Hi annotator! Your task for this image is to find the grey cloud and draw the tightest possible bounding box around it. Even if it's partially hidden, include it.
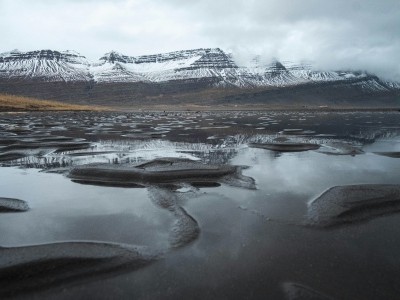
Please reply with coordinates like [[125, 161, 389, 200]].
[[1, 0, 399, 80], [166, 0, 400, 80]]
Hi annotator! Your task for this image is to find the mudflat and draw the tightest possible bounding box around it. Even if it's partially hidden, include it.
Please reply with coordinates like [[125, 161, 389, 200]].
[[1, 110, 400, 299]]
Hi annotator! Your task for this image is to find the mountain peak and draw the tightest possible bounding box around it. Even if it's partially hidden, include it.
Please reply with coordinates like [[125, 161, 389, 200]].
[[0, 49, 90, 81], [0, 47, 398, 91], [0, 49, 21, 57], [0, 49, 87, 63], [100, 51, 133, 64]]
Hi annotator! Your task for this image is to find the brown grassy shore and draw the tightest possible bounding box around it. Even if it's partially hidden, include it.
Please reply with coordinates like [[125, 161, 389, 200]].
[[0, 94, 109, 112]]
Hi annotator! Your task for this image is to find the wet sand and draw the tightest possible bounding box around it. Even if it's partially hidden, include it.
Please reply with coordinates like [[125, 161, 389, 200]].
[[0, 111, 400, 299]]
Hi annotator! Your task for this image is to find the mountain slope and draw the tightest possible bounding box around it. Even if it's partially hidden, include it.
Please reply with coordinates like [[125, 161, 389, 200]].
[[0, 50, 90, 81], [92, 48, 238, 84], [0, 48, 399, 108], [1, 48, 398, 90]]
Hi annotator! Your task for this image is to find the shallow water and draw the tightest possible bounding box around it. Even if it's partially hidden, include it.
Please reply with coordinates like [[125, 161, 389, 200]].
[[1, 111, 400, 299]]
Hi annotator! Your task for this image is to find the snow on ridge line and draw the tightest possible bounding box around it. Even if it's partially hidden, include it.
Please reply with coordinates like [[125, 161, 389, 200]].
[[0, 49, 89, 63], [99, 48, 227, 64], [0, 48, 399, 90], [0, 49, 91, 82]]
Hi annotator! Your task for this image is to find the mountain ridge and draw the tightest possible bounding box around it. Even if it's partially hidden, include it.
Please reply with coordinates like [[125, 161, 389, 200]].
[[0, 48, 399, 108], [1, 48, 397, 87]]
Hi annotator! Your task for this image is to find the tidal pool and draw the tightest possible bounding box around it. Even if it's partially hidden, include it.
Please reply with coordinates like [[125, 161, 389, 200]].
[[0, 111, 400, 299]]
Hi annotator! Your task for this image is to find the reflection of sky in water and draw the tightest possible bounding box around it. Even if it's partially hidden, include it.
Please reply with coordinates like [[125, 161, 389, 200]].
[[0, 168, 173, 249], [1, 137, 399, 246], [228, 146, 400, 222]]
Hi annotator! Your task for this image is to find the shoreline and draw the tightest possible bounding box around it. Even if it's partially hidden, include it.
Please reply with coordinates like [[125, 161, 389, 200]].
[[1, 106, 399, 113]]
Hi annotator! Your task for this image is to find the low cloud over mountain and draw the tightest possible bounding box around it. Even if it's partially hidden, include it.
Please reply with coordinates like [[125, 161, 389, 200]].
[[1, 0, 399, 81]]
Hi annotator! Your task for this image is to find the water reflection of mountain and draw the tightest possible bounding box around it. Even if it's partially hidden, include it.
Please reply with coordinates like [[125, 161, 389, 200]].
[[348, 128, 400, 144], [0, 140, 239, 169], [1, 111, 400, 169], [2, 126, 400, 169], [183, 148, 238, 165]]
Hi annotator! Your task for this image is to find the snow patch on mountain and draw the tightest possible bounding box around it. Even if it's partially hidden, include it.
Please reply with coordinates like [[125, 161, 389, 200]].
[[0, 48, 399, 92], [94, 48, 238, 84], [0, 49, 90, 81]]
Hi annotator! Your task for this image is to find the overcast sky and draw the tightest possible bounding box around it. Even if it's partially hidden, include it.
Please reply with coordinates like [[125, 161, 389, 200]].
[[1, 0, 399, 80]]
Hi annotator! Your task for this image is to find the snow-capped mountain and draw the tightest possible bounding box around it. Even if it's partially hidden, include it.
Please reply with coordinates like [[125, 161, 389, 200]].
[[93, 48, 238, 83], [0, 49, 91, 81], [0, 48, 398, 93]]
